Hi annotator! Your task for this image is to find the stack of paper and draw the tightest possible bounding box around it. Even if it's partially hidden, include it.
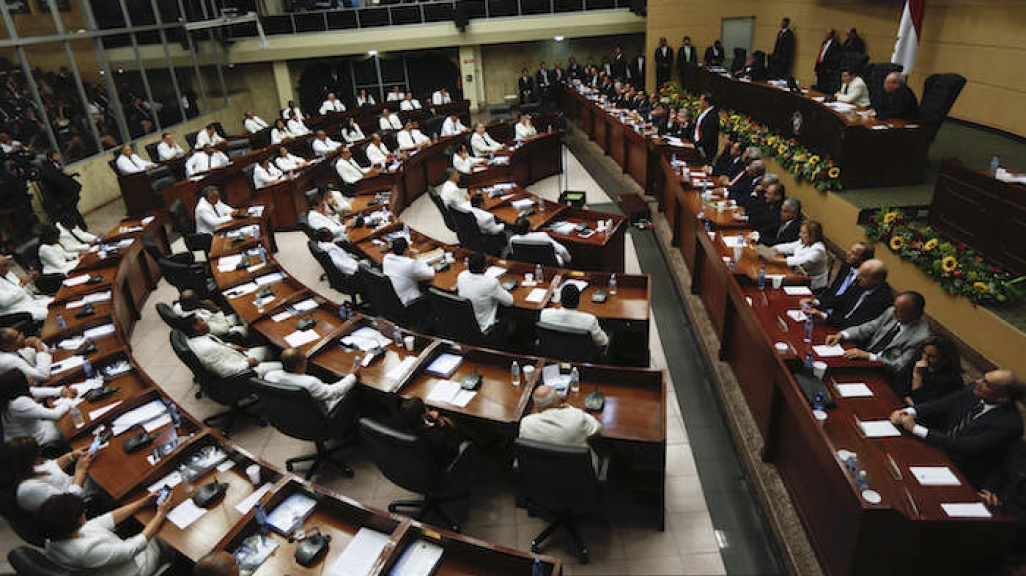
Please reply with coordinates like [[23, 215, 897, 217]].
[[327, 528, 391, 576], [484, 266, 507, 278], [111, 400, 167, 436], [425, 353, 463, 377], [83, 324, 116, 340], [217, 255, 244, 272], [266, 492, 316, 535], [342, 327, 392, 351], [254, 272, 284, 286], [525, 288, 548, 303], [66, 291, 112, 309], [284, 329, 320, 348], [425, 380, 477, 407], [390, 540, 444, 576], [785, 310, 807, 323], [62, 274, 91, 287], [50, 355, 85, 374], [293, 299, 318, 312], [167, 499, 207, 529], [511, 198, 535, 211], [835, 383, 874, 398], [940, 503, 991, 518], [812, 344, 845, 357], [858, 420, 902, 438], [386, 357, 419, 381], [910, 466, 961, 486], [783, 286, 813, 296], [548, 222, 577, 235], [225, 283, 259, 298]]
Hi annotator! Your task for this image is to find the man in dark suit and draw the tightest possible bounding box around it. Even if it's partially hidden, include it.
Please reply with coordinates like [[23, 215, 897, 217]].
[[813, 28, 842, 93], [610, 46, 627, 80], [805, 242, 872, 310], [654, 37, 674, 87], [810, 257, 894, 328], [676, 36, 698, 75], [826, 291, 930, 376], [518, 68, 534, 104], [726, 160, 765, 207], [691, 92, 719, 160], [535, 62, 552, 101], [734, 180, 785, 231], [37, 149, 84, 226], [891, 370, 1024, 488], [736, 51, 769, 82], [711, 140, 744, 178], [874, 72, 919, 121], [567, 57, 582, 81], [751, 197, 801, 246], [842, 27, 866, 54], [628, 54, 645, 84], [705, 40, 726, 67], [769, 17, 796, 78]]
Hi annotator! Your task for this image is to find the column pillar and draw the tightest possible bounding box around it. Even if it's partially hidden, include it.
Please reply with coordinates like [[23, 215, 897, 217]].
[[271, 60, 293, 108], [458, 44, 485, 112]]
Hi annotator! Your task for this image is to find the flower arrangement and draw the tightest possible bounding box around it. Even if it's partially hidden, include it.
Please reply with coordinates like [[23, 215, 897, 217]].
[[658, 83, 843, 192], [863, 207, 1025, 304]]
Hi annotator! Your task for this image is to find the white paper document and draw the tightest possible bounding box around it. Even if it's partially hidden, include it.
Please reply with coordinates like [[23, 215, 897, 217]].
[[168, 499, 207, 530], [723, 234, 747, 248], [390, 540, 444, 576], [225, 283, 259, 298], [342, 327, 391, 351], [525, 288, 548, 303], [293, 299, 319, 311], [62, 274, 91, 287], [217, 255, 244, 272], [426, 380, 463, 404], [143, 414, 173, 433], [271, 310, 293, 323], [783, 286, 813, 296], [910, 466, 961, 486], [548, 222, 577, 235], [511, 198, 535, 211], [858, 420, 902, 438], [425, 353, 463, 377], [326, 527, 391, 576], [284, 329, 320, 348], [83, 324, 116, 340], [386, 357, 418, 382], [812, 345, 846, 357], [450, 389, 477, 407], [88, 401, 121, 421], [786, 310, 807, 323], [111, 399, 167, 436], [51, 355, 85, 374], [484, 266, 507, 279], [836, 383, 874, 398], [254, 272, 285, 286], [234, 483, 273, 514], [941, 503, 991, 518]]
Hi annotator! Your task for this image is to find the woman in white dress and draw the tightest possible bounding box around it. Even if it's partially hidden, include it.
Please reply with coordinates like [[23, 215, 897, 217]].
[[341, 117, 366, 144], [771, 220, 830, 291], [270, 119, 293, 145], [0, 436, 94, 514], [56, 213, 96, 253], [356, 88, 375, 107], [38, 226, 80, 275], [0, 369, 74, 451]]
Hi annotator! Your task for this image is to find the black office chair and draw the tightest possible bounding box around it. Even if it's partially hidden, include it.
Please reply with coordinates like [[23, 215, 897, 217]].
[[184, 131, 200, 150], [169, 329, 262, 436], [249, 377, 358, 479], [839, 51, 870, 78], [0, 312, 36, 334], [535, 321, 602, 363], [421, 116, 444, 138], [306, 240, 366, 308], [297, 212, 317, 241], [0, 490, 45, 546], [358, 418, 472, 532], [512, 437, 606, 563], [241, 164, 258, 197], [156, 256, 217, 299], [730, 47, 747, 73], [167, 199, 212, 253], [12, 237, 63, 296], [144, 142, 161, 163], [141, 234, 193, 267], [427, 187, 457, 232], [450, 207, 505, 256], [509, 239, 559, 267], [7, 546, 73, 576], [357, 262, 428, 329], [154, 302, 181, 329], [226, 139, 252, 158], [865, 62, 904, 111], [917, 73, 967, 142], [426, 287, 503, 347]]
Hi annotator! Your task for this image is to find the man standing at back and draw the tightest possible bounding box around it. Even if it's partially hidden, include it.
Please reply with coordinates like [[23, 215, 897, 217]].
[[769, 17, 796, 78], [654, 37, 673, 87]]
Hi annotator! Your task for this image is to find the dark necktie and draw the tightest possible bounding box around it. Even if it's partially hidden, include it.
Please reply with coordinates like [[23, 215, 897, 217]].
[[843, 289, 870, 320], [951, 400, 985, 436], [843, 83, 849, 95], [869, 322, 901, 353]]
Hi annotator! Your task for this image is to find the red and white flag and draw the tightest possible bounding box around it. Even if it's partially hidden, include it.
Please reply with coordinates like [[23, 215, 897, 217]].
[[891, 0, 925, 75]]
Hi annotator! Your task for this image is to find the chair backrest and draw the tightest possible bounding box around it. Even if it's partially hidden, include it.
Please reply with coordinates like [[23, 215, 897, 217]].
[[535, 320, 600, 363], [7, 546, 73, 576], [307, 240, 359, 295], [144, 142, 160, 163], [509, 239, 558, 267], [865, 62, 904, 111], [512, 437, 600, 514], [297, 211, 316, 240], [449, 207, 484, 252], [227, 139, 251, 158], [427, 187, 456, 232], [167, 199, 196, 235], [730, 48, 747, 72], [157, 257, 207, 293], [169, 329, 253, 405], [251, 127, 272, 149], [0, 489, 45, 546], [242, 164, 258, 195], [151, 175, 176, 196], [155, 302, 180, 329], [421, 116, 444, 138], [839, 51, 870, 77], [250, 377, 356, 441], [185, 131, 200, 149], [918, 73, 966, 140], [426, 287, 485, 342], [358, 417, 444, 495], [357, 262, 407, 324], [13, 237, 41, 271]]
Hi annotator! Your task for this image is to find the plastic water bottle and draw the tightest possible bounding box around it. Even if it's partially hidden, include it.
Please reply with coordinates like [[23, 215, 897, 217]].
[[257, 244, 267, 264], [97, 235, 107, 260], [671, 153, 677, 165], [813, 391, 825, 412], [847, 454, 860, 476], [569, 367, 581, 393], [55, 313, 66, 329], [532, 558, 545, 576], [803, 351, 814, 375], [511, 361, 521, 387], [990, 154, 1000, 176], [432, 132, 438, 142], [608, 273, 617, 295], [70, 405, 85, 428], [855, 470, 869, 491], [341, 301, 352, 321], [392, 326, 402, 347], [534, 263, 543, 284], [703, 219, 712, 233], [758, 265, 767, 290], [82, 357, 94, 379], [254, 504, 269, 534], [728, 257, 736, 272], [164, 399, 182, 427], [803, 315, 814, 343]]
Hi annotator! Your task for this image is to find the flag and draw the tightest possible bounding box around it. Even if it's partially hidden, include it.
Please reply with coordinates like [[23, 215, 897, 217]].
[[891, 0, 925, 75]]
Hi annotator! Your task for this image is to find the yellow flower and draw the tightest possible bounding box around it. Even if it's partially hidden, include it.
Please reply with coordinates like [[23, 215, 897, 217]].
[[973, 282, 990, 294], [923, 238, 938, 251], [767, 136, 777, 146], [827, 166, 841, 179], [890, 236, 905, 250], [883, 212, 898, 224], [778, 145, 787, 155], [809, 155, 820, 164], [942, 256, 958, 273], [795, 154, 806, 162]]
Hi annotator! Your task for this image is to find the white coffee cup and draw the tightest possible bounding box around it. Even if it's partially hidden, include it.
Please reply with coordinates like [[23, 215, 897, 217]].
[[524, 273, 534, 284], [523, 365, 535, 380], [771, 275, 784, 289], [403, 335, 415, 352], [246, 464, 261, 486], [813, 361, 828, 379], [774, 342, 789, 354], [813, 409, 828, 425]]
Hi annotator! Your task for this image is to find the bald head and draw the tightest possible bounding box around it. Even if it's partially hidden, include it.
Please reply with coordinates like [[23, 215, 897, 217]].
[[749, 160, 766, 177], [0, 328, 19, 350], [884, 72, 905, 93], [194, 551, 239, 576], [280, 347, 306, 373], [974, 370, 1022, 404], [532, 385, 561, 410], [857, 259, 887, 289]]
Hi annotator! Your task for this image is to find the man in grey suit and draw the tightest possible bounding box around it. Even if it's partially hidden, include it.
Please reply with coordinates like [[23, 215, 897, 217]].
[[824, 291, 929, 376]]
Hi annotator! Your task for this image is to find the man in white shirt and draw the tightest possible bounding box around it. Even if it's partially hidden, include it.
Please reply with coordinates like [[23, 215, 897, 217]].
[[274, 146, 307, 172], [181, 314, 281, 378], [311, 130, 342, 157], [439, 169, 469, 208], [0, 255, 53, 321], [364, 134, 392, 166], [282, 100, 303, 121], [379, 109, 402, 131], [386, 86, 404, 101], [315, 228, 359, 276], [456, 252, 513, 332], [519, 385, 602, 451], [0, 328, 52, 383], [509, 217, 571, 266], [395, 121, 429, 151], [265, 348, 357, 413], [382, 237, 434, 305], [458, 194, 505, 236], [0, 132, 24, 155], [194, 185, 238, 235], [400, 93, 422, 111], [319, 92, 346, 115], [253, 157, 284, 189], [441, 114, 467, 136], [185, 144, 229, 177], [193, 124, 225, 149], [307, 196, 347, 242], [514, 114, 538, 141], [470, 123, 503, 157], [156, 133, 184, 162], [452, 144, 484, 177], [431, 88, 452, 106], [336, 147, 376, 185], [172, 289, 248, 343], [243, 111, 268, 134], [114, 145, 154, 175], [410, 121, 432, 146], [833, 68, 871, 107], [539, 284, 609, 347], [287, 112, 311, 137]]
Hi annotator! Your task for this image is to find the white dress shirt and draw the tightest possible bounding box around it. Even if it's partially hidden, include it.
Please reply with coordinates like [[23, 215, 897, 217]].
[[514, 122, 537, 140], [311, 137, 342, 157], [264, 371, 356, 413], [0, 347, 52, 383], [317, 241, 359, 276], [325, 191, 352, 215], [519, 405, 601, 448], [452, 153, 484, 175], [156, 141, 184, 161], [275, 153, 306, 172], [382, 253, 434, 305], [194, 129, 224, 149], [441, 117, 466, 136], [365, 142, 391, 166], [194, 197, 234, 235], [17, 458, 82, 513], [336, 157, 370, 184], [184, 151, 228, 177], [270, 127, 293, 145], [115, 154, 153, 175], [342, 125, 366, 143], [693, 107, 712, 142], [400, 99, 422, 111], [287, 118, 311, 136], [307, 210, 346, 242], [461, 205, 504, 235], [244, 116, 268, 133], [439, 180, 469, 208], [456, 270, 513, 331], [172, 303, 246, 340], [510, 232, 570, 266], [56, 222, 95, 253], [319, 99, 346, 115], [411, 129, 430, 146], [38, 243, 80, 275], [1, 394, 69, 445], [395, 130, 420, 151], [470, 131, 502, 157], [356, 95, 375, 106], [253, 163, 283, 189], [187, 335, 281, 378], [282, 106, 304, 120], [539, 307, 609, 347], [773, 240, 829, 289], [379, 115, 403, 131], [432, 91, 452, 106], [44, 512, 167, 576], [386, 91, 404, 101], [835, 75, 871, 107], [0, 271, 53, 321]]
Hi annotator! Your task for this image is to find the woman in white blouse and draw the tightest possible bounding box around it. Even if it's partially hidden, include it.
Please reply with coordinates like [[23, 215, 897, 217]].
[[270, 119, 293, 145], [274, 146, 307, 172], [38, 226, 80, 275], [253, 157, 284, 189], [771, 220, 829, 290], [341, 118, 366, 144], [287, 111, 311, 136], [40, 492, 174, 576], [1, 436, 94, 514], [356, 89, 375, 107], [55, 214, 96, 253], [0, 369, 74, 449], [452, 143, 484, 187]]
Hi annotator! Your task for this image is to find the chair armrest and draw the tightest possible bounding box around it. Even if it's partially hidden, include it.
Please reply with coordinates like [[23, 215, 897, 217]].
[[0, 312, 33, 329], [166, 252, 196, 265]]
